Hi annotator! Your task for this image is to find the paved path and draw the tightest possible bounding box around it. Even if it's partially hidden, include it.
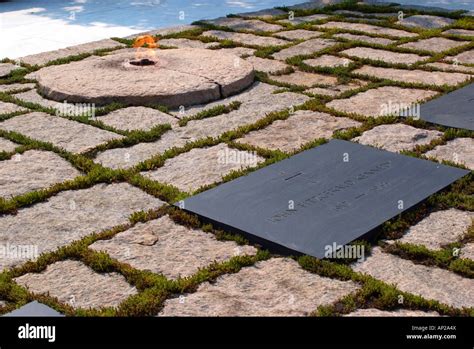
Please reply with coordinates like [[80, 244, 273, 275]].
[[0, 1, 473, 317]]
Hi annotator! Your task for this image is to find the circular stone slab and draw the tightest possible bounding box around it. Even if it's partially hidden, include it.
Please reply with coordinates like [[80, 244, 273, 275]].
[[35, 48, 255, 108]]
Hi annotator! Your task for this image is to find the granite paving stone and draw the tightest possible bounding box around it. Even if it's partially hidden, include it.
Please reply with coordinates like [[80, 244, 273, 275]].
[[352, 247, 474, 309], [303, 55, 353, 68], [201, 30, 289, 47], [425, 138, 474, 170], [270, 71, 338, 87], [0, 183, 164, 271], [236, 110, 361, 152], [203, 17, 283, 32], [399, 37, 470, 53], [159, 258, 359, 316], [272, 38, 337, 60], [354, 65, 470, 86], [244, 56, 290, 74], [353, 124, 443, 152], [326, 86, 438, 118], [0, 112, 124, 154], [274, 29, 324, 40], [98, 107, 179, 131], [19, 39, 125, 66], [396, 209, 474, 250], [15, 260, 136, 309], [316, 21, 418, 38], [0, 101, 27, 115], [90, 215, 257, 279], [397, 15, 455, 29], [333, 33, 395, 45], [140, 143, 264, 192], [0, 150, 81, 198], [340, 47, 427, 65]]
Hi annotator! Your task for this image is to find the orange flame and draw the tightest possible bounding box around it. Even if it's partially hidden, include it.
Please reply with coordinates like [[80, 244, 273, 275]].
[[133, 35, 159, 61]]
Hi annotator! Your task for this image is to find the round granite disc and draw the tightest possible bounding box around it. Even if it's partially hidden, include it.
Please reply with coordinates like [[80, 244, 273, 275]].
[[35, 48, 255, 107]]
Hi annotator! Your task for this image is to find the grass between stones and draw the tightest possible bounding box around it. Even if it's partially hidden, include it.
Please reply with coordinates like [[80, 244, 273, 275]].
[[0, 0, 473, 316], [178, 101, 242, 126]]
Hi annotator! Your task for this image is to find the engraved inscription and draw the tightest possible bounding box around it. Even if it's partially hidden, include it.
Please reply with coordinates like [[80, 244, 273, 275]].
[[267, 161, 392, 223]]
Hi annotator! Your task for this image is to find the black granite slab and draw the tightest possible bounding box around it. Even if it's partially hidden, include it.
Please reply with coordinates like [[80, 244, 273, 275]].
[[419, 83, 474, 131], [179, 140, 468, 258], [3, 301, 64, 317]]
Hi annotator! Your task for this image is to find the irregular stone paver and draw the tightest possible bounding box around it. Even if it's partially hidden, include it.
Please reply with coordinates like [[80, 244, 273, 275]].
[[159, 38, 219, 49], [159, 258, 359, 316], [14, 89, 60, 109], [237, 8, 286, 19], [236, 110, 361, 152], [173, 82, 309, 119], [274, 29, 323, 40], [303, 55, 353, 68], [460, 243, 474, 261], [204, 17, 283, 32], [201, 30, 289, 47], [95, 130, 189, 170], [98, 107, 178, 131], [278, 14, 329, 25], [270, 71, 338, 87], [334, 10, 397, 18], [327, 86, 438, 118], [425, 138, 474, 170], [0, 112, 124, 153], [288, 2, 331, 10], [0, 101, 27, 115], [141, 143, 264, 192], [424, 62, 474, 74], [341, 47, 427, 65], [0, 137, 17, 152], [333, 33, 395, 45], [90, 216, 257, 279], [217, 47, 256, 57], [353, 124, 443, 152], [316, 21, 418, 38], [19, 39, 125, 66], [444, 29, 474, 37], [352, 247, 474, 309], [354, 65, 470, 86], [14, 260, 136, 309], [0, 183, 164, 271], [272, 38, 337, 60], [446, 49, 474, 65], [244, 56, 290, 74], [125, 25, 198, 39], [95, 83, 309, 169], [396, 209, 474, 250], [0, 150, 81, 198], [0, 63, 21, 78], [397, 15, 454, 29], [0, 83, 35, 93], [305, 79, 369, 97], [344, 17, 383, 24], [399, 37, 470, 53], [34, 49, 255, 108], [345, 309, 439, 316]]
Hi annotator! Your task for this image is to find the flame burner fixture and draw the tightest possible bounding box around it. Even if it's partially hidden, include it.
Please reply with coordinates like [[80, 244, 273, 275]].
[[129, 58, 156, 66]]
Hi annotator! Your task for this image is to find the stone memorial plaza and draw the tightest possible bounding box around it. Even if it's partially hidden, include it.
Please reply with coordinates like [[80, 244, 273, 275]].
[[0, 1, 473, 316]]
